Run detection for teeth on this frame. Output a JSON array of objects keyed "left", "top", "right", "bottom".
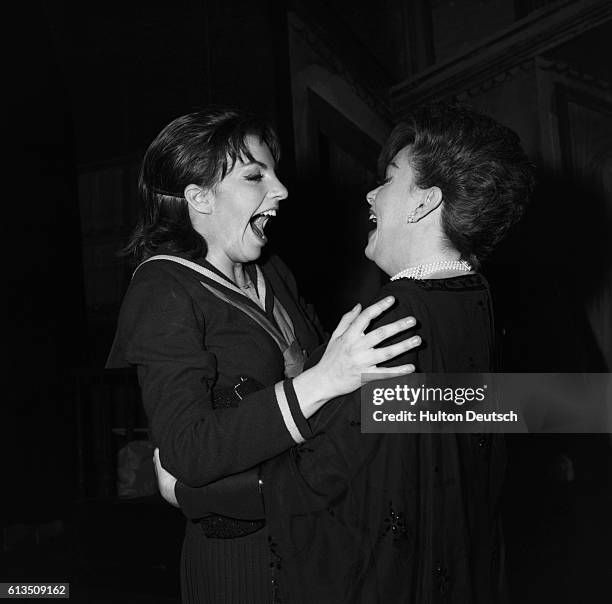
[{"left": 250, "top": 209, "right": 277, "bottom": 240}]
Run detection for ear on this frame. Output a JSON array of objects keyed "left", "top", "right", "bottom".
[
  {"left": 184, "top": 184, "right": 213, "bottom": 215},
  {"left": 411, "top": 186, "right": 443, "bottom": 222}
]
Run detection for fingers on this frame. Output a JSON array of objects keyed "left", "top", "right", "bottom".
[
  {"left": 330, "top": 303, "right": 362, "bottom": 340},
  {"left": 153, "top": 447, "right": 166, "bottom": 473},
  {"left": 153, "top": 448, "right": 160, "bottom": 478},
  {"left": 370, "top": 335, "right": 421, "bottom": 365},
  {"left": 345, "top": 297, "right": 395, "bottom": 337},
  {"left": 362, "top": 364, "right": 416, "bottom": 379},
  {"left": 361, "top": 316, "right": 416, "bottom": 347}
]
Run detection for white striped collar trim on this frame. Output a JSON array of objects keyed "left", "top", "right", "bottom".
[{"left": 137, "top": 255, "right": 265, "bottom": 308}]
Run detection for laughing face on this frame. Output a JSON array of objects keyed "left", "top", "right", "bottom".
[
  {"left": 201, "top": 135, "right": 288, "bottom": 273},
  {"left": 365, "top": 148, "right": 429, "bottom": 275}
]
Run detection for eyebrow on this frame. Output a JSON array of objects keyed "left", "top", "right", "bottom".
[
  {"left": 388, "top": 161, "right": 399, "bottom": 169},
  {"left": 241, "top": 160, "right": 269, "bottom": 170}
]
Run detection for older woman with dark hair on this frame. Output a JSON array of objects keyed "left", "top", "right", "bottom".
[
  {"left": 107, "top": 107, "right": 419, "bottom": 603},
  {"left": 368, "top": 104, "right": 531, "bottom": 274},
  {"left": 267, "top": 103, "right": 533, "bottom": 603},
  {"left": 157, "top": 103, "right": 535, "bottom": 603}
]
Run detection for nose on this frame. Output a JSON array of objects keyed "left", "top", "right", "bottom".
[
  {"left": 269, "top": 174, "right": 288, "bottom": 201},
  {"left": 366, "top": 186, "right": 380, "bottom": 206}
]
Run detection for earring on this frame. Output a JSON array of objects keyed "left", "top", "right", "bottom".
[{"left": 407, "top": 213, "right": 416, "bottom": 223}]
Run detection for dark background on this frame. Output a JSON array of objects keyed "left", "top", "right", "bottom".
[{"left": 2, "top": 0, "right": 611, "bottom": 602}]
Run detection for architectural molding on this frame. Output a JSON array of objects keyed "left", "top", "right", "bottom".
[
  {"left": 455, "top": 60, "right": 536, "bottom": 101},
  {"left": 391, "top": 0, "right": 612, "bottom": 116},
  {"left": 288, "top": 11, "right": 391, "bottom": 122},
  {"left": 536, "top": 56, "right": 611, "bottom": 91}
]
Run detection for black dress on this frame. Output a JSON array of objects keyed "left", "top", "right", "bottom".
[
  {"left": 107, "top": 254, "right": 325, "bottom": 603},
  {"left": 261, "top": 274, "right": 507, "bottom": 603}
]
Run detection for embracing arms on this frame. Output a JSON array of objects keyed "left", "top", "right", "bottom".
[
  {"left": 153, "top": 284, "right": 423, "bottom": 519},
  {"left": 109, "top": 263, "right": 418, "bottom": 488}
]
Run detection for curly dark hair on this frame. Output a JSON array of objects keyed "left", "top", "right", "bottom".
[
  {"left": 379, "top": 103, "right": 535, "bottom": 267},
  {"left": 124, "top": 107, "right": 281, "bottom": 265}
]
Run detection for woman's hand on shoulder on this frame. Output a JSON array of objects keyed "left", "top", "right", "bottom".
[
  {"left": 153, "top": 448, "right": 179, "bottom": 507},
  {"left": 292, "top": 297, "right": 421, "bottom": 417},
  {"left": 318, "top": 296, "right": 420, "bottom": 393}
]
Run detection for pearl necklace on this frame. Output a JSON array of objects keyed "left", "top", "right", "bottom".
[{"left": 390, "top": 259, "right": 472, "bottom": 281}]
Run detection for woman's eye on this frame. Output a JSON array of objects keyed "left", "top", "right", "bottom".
[
  {"left": 245, "top": 173, "right": 264, "bottom": 182},
  {"left": 377, "top": 176, "right": 391, "bottom": 186}
]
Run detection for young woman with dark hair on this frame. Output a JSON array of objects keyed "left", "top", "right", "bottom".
[
  {"left": 124, "top": 109, "right": 282, "bottom": 264},
  {"left": 157, "top": 103, "right": 535, "bottom": 603},
  {"left": 107, "top": 107, "right": 419, "bottom": 602}
]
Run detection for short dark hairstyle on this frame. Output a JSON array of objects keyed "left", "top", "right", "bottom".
[
  {"left": 124, "top": 107, "right": 281, "bottom": 265},
  {"left": 379, "top": 103, "right": 535, "bottom": 267}
]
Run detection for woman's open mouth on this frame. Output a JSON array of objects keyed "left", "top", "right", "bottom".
[
  {"left": 249, "top": 209, "right": 277, "bottom": 241},
  {"left": 368, "top": 210, "right": 377, "bottom": 230}
]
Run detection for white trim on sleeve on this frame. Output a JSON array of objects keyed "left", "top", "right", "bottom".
[{"left": 274, "top": 382, "right": 305, "bottom": 444}]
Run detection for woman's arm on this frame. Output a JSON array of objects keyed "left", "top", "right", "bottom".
[
  {"left": 111, "top": 264, "right": 419, "bottom": 487},
  {"left": 153, "top": 449, "right": 264, "bottom": 520},
  {"left": 117, "top": 266, "right": 307, "bottom": 486}
]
